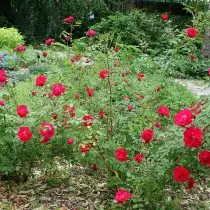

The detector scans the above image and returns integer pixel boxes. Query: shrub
[0,27,24,49]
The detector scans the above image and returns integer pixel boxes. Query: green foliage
[0,27,24,49]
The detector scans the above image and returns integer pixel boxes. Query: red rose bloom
[191,55,195,61]
[64,36,71,41]
[156,86,161,92]
[174,109,193,127]
[0,69,8,86]
[32,91,37,96]
[74,93,80,99]
[35,75,47,86]
[64,16,74,23]
[173,166,190,183]
[161,13,169,21]
[127,105,133,111]
[134,153,144,163]
[83,115,94,127]
[86,29,97,38]
[208,68,210,76]
[183,127,203,148]
[141,129,154,143]
[80,143,91,154]
[199,150,210,166]
[114,189,131,204]
[137,72,144,81]
[14,45,26,52]
[67,138,74,144]
[99,69,108,79]
[52,83,66,96]
[45,38,54,46]
[42,52,48,57]
[154,122,161,128]
[17,126,33,142]
[99,110,105,119]
[64,106,76,118]
[92,164,98,171]
[0,100,5,106]
[16,105,29,118]
[115,148,128,162]
[114,47,120,52]
[86,88,94,97]
[186,177,195,191]
[158,106,170,116]
[187,27,198,38]
[39,122,55,144]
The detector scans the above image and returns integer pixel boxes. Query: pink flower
[42,52,48,57]
[173,166,190,183]
[35,75,47,86]
[99,69,108,79]
[86,88,94,97]
[0,100,5,107]
[67,138,74,144]
[115,148,128,162]
[86,29,97,38]
[17,126,33,142]
[134,153,144,163]
[158,106,170,116]
[39,122,55,144]
[161,13,169,21]
[64,16,74,23]
[174,109,193,127]
[52,83,66,96]
[14,45,26,52]
[114,189,131,204]
[99,110,105,119]
[83,115,94,127]
[141,129,154,143]
[208,68,210,76]
[16,105,29,118]
[187,27,198,38]
[45,38,54,46]
[127,105,133,111]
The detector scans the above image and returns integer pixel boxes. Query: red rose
[51,113,57,120]
[39,122,55,144]
[115,148,128,162]
[187,27,198,38]
[114,189,131,204]
[45,38,54,46]
[141,129,154,143]
[99,110,105,119]
[32,91,37,96]
[83,115,94,127]
[16,105,29,118]
[35,75,47,86]
[64,106,76,118]
[134,153,144,163]
[0,100,5,106]
[64,16,74,23]
[127,105,133,111]
[52,83,66,96]
[17,126,33,142]
[161,13,169,21]
[80,143,91,153]
[99,69,108,79]
[42,52,48,57]
[86,29,97,38]
[92,164,98,171]
[114,47,120,52]
[74,93,80,99]
[67,138,74,144]
[173,166,190,183]
[191,55,195,61]
[186,177,195,191]
[156,86,161,92]
[86,88,94,97]
[154,122,161,128]
[183,127,203,148]
[14,45,26,52]
[208,68,210,76]
[64,36,71,41]
[158,106,170,116]
[137,72,144,81]
[0,69,8,87]
[199,150,210,166]
[174,109,193,127]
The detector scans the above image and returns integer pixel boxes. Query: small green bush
[0,27,24,49]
